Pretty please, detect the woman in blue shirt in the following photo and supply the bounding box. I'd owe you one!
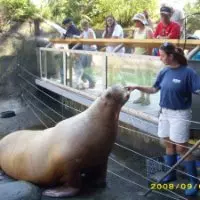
[126,42,200,196]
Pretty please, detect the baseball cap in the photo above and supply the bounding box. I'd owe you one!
[132,13,147,25]
[62,18,73,25]
[160,6,172,15]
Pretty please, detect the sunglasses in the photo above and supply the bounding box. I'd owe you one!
[163,42,170,47]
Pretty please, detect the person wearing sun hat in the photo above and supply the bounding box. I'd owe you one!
[132,13,153,55]
[131,13,154,106]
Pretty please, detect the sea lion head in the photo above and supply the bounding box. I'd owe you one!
[102,85,130,106]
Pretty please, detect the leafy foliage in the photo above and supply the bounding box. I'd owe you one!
[184,0,200,34]
[93,0,158,27]
[0,0,38,22]
[46,0,158,28]
[0,0,158,28]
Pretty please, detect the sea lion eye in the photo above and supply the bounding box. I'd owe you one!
[106,93,112,99]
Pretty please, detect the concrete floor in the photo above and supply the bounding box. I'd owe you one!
[41,156,173,200]
[41,145,195,200]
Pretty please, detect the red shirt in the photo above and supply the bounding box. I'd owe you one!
[154,21,181,39]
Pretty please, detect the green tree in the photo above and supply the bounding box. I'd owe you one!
[94,0,157,27]
[184,0,200,34]
[46,0,158,28]
[0,0,159,29]
[47,0,96,25]
[0,0,37,22]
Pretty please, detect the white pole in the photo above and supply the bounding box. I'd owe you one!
[63,51,67,86]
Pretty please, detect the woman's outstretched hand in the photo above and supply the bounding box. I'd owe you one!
[124,86,138,91]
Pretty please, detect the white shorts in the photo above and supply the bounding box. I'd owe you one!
[158,108,192,144]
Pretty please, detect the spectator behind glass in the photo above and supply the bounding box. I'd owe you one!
[132,13,153,55]
[131,13,154,106]
[153,6,181,56]
[62,18,81,50]
[80,19,97,51]
[154,6,180,39]
[62,18,80,39]
[102,15,125,53]
[79,19,96,88]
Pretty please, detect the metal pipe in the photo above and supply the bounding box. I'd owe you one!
[71,43,81,50]
[186,45,200,60]
[144,139,200,197]
[39,49,42,78]
[105,56,108,89]
[44,51,47,79]
[113,44,124,52]
[63,52,67,86]
[45,42,53,48]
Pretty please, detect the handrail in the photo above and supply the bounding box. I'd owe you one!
[50,38,200,48]
[187,45,200,59]
[113,44,124,52]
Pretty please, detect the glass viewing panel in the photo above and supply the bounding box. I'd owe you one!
[106,54,163,116]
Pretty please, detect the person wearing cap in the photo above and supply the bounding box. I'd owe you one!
[131,13,154,106]
[59,18,81,84]
[102,15,125,53]
[62,18,80,39]
[154,6,181,39]
[126,42,200,196]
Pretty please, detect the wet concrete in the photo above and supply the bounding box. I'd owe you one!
[0,181,41,200]
[0,97,43,138]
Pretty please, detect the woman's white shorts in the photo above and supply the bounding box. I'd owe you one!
[158,108,192,144]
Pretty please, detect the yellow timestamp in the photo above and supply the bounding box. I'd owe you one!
[150,183,200,190]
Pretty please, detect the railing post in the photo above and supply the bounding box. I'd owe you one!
[63,51,67,86]
[39,49,42,78]
[103,55,108,89]
[67,52,73,87]
[44,50,47,79]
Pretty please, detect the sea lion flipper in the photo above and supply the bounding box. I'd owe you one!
[42,185,80,197]
[43,171,81,197]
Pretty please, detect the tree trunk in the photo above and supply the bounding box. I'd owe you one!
[34,19,40,36]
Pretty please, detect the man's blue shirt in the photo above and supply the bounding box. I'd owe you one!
[63,24,80,38]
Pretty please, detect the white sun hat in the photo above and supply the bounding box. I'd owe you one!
[132,13,148,25]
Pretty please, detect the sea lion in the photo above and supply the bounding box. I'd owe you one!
[0,85,130,197]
